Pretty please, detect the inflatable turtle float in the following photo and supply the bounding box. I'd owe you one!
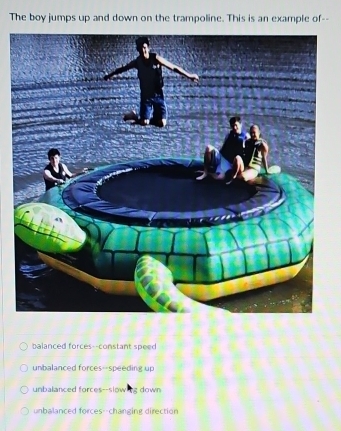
[14,158,314,313]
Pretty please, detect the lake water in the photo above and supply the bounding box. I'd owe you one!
[11,35,316,312]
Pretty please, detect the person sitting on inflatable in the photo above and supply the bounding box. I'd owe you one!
[43,148,87,191]
[230,124,269,182]
[196,116,249,181]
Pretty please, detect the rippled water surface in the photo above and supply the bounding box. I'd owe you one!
[11,35,316,312]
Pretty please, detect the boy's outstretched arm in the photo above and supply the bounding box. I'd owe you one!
[156,55,199,82]
[104,60,137,80]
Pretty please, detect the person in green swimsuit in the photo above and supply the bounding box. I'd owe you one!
[231,124,269,182]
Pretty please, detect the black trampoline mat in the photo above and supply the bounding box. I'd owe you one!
[97,166,256,212]
[62,158,285,227]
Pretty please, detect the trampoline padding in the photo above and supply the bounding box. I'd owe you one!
[62,158,285,227]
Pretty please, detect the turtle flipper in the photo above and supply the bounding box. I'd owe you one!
[135,255,199,312]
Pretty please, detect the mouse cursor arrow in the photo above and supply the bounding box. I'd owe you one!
[127,384,133,393]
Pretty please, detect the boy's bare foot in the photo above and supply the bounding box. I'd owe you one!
[196,171,208,180]
[123,110,138,122]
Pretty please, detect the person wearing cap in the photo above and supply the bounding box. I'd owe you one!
[196,116,249,181]
[103,37,199,127]
[43,148,88,191]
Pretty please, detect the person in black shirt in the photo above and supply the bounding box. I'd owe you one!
[196,116,249,181]
[104,37,199,127]
[43,148,87,191]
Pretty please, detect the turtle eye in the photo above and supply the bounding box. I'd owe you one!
[54,217,63,223]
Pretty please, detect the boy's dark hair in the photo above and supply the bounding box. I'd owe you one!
[47,148,60,159]
[136,37,150,52]
[229,116,241,127]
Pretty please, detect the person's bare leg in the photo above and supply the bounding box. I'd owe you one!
[196,172,208,180]
[238,167,259,182]
[232,156,244,178]
[197,146,214,180]
[225,156,244,184]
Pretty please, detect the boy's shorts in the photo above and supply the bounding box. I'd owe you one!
[140,95,168,122]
